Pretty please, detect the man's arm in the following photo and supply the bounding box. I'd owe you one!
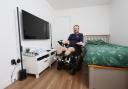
[76,33,84,46]
[62,40,69,44]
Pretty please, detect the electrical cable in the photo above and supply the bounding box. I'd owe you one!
[11,65,17,83]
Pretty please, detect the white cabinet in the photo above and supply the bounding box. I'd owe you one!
[23,49,56,78]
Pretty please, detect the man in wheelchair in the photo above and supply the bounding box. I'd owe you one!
[57,25,84,74]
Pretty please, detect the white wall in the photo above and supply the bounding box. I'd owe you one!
[0,0,19,88]
[110,0,128,46]
[53,5,110,35]
[0,0,53,88]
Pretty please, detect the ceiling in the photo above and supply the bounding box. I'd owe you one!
[47,0,112,9]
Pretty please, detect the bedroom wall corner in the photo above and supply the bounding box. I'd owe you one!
[110,0,128,46]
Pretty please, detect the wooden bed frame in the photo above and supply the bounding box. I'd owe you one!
[84,34,128,89]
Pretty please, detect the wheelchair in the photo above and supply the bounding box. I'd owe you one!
[57,40,83,75]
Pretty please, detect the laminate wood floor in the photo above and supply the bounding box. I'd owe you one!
[6,62,89,89]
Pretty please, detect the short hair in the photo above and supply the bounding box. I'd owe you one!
[73,25,79,29]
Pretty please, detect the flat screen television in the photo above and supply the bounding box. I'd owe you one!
[22,10,50,39]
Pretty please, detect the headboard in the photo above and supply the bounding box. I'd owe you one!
[84,34,110,43]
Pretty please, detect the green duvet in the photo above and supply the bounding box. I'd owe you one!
[84,40,128,67]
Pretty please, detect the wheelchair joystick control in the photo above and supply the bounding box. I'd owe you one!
[58,40,63,46]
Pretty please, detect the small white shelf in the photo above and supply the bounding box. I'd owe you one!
[22,49,56,78]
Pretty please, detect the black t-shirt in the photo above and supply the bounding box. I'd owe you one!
[68,33,83,47]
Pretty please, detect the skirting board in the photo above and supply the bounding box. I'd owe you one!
[0,79,11,89]
[1,65,20,89]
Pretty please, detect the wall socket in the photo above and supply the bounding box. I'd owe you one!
[11,59,21,65]
[17,59,21,63]
[11,59,16,65]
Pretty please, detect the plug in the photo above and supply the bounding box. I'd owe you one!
[17,59,21,64]
[11,59,17,65]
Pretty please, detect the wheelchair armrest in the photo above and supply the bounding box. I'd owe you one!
[58,40,69,47]
[58,40,63,46]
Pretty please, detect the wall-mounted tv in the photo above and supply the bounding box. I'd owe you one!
[22,10,50,39]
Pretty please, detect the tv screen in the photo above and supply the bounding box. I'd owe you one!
[22,10,50,39]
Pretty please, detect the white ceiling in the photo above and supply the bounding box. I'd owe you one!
[47,0,112,9]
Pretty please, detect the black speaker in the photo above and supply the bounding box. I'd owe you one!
[18,69,27,80]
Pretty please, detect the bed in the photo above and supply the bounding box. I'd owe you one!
[83,35,128,89]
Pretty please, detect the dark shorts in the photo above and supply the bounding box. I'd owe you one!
[68,44,76,48]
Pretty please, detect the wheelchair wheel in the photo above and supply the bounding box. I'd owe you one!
[70,68,76,75]
[76,56,83,71]
[57,64,62,70]
[57,61,63,70]
[69,62,77,75]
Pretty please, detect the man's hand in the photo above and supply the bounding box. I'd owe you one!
[76,42,84,46]
[62,40,69,44]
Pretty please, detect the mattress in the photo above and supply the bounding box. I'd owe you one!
[83,40,128,67]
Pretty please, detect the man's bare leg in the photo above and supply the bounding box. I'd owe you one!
[57,46,67,55]
[65,47,75,56]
